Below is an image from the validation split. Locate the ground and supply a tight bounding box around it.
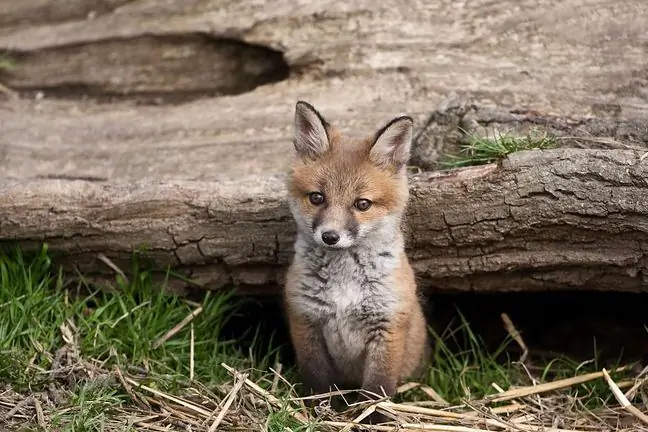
[1,245,647,431]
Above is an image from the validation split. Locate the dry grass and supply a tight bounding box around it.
[1,246,647,431]
[1,351,647,431]
[1,314,647,432]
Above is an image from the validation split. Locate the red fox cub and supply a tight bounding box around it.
[283,101,430,423]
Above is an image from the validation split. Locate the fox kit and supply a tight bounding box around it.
[283,101,430,422]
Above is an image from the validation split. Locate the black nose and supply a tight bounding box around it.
[321,230,340,245]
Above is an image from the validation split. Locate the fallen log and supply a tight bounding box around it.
[2,148,647,295]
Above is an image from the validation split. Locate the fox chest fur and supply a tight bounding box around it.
[289,238,401,378]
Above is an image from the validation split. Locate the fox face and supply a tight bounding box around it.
[287,101,413,250]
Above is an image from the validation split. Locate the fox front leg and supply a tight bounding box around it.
[289,315,336,403]
[358,326,406,424]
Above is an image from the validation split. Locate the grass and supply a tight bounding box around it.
[0,246,273,387]
[51,380,127,432]
[0,52,18,99]
[420,312,516,403]
[0,245,647,431]
[0,53,15,71]
[0,54,16,70]
[0,245,288,429]
[439,127,558,168]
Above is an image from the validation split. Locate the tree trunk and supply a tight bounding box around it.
[2,148,647,295]
[1,0,648,296]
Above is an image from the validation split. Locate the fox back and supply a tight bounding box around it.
[283,101,430,423]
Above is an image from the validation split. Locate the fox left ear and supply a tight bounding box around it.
[369,116,414,169]
[293,100,331,159]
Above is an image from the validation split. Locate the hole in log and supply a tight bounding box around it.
[221,290,648,368]
[1,34,290,104]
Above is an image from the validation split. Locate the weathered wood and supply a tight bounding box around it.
[2,148,647,295]
[3,35,289,100]
[1,0,648,183]
[410,95,648,170]
[1,0,648,296]
[2,0,646,118]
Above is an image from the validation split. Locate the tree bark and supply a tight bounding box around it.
[2,148,647,295]
[1,0,648,297]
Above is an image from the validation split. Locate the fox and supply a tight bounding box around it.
[282,101,431,424]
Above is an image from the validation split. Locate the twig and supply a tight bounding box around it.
[184,299,202,308]
[163,402,204,425]
[221,363,309,424]
[152,306,203,349]
[397,382,420,393]
[190,323,195,381]
[624,365,648,400]
[290,388,358,403]
[324,421,499,432]
[34,398,45,430]
[378,402,472,420]
[271,363,283,394]
[134,421,172,432]
[501,313,528,363]
[396,381,449,405]
[2,396,34,421]
[602,368,648,426]
[339,404,377,432]
[421,386,450,405]
[126,414,162,425]
[484,366,630,403]
[96,253,129,284]
[124,377,212,417]
[491,382,525,417]
[489,403,524,415]
[269,364,305,412]
[114,366,150,410]
[377,402,581,432]
[460,399,524,432]
[207,372,247,432]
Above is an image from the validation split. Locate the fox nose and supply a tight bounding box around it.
[321,230,340,245]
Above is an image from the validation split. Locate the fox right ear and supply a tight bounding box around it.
[293,101,330,159]
[369,115,414,170]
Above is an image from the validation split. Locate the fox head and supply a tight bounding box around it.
[286,100,413,250]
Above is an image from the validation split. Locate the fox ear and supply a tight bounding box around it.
[370,116,413,169]
[293,101,330,159]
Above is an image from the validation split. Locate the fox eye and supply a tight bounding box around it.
[354,198,372,211]
[308,192,325,205]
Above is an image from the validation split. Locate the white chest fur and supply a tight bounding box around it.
[290,241,401,376]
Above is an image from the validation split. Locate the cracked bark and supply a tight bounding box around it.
[411,93,648,170]
[2,148,647,295]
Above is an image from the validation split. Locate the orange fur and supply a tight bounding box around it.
[283,101,430,424]
[288,131,408,220]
